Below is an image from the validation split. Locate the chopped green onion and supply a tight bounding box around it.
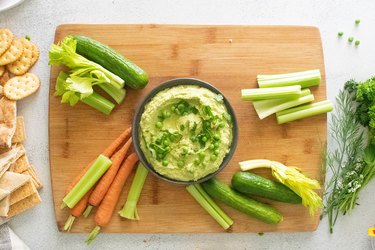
[276,100,334,124]
[257,69,321,88]
[253,89,314,119]
[348,37,354,43]
[355,19,360,25]
[338,32,344,37]
[25,35,30,40]
[186,184,233,230]
[241,86,302,101]
[62,154,112,208]
[119,163,148,220]
[355,40,360,46]
[156,121,162,128]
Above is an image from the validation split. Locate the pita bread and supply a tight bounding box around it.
[0,146,23,177]
[7,191,41,217]
[10,180,36,205]
[10,154,29,173]
[0,188,9,201]
[0,196,9,216]
[0,97,16,148]
[0,172,30,193]
[12,117,26,144]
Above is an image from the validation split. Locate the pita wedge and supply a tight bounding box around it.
[0,172,30,193]
[0,145,24,177]
[12,117,26,144]
[0,188,9,201]
[7,191,41,218]
[10,154,29,173]
[10,180,36,205]
[0,195,9,216]
[0,97,16,148]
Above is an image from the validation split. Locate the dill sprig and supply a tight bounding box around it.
[323,89,366,233]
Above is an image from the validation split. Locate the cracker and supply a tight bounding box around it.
[12,116,26,144]
[0,71,9,86]
[0,29,13,56]
[7,191,41,217]
[9,180,36,205]
[4,73,40,100]
[6,38,32,76]
[0,39,24,66]
[10,154,29,173]
[30,42,39,67]
[0,66,4,77]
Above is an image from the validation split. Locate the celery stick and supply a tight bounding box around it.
[253,89,313,119]
[98,82,126,104]
[81,92,115,115]
[119,163,148,220]
[277,100,332,116]
[257,69,321,88]
[187,184,233,229]
[257,69,319,80]
[241,85,301,101]
[62,154,112,208]
[276,100,334,124]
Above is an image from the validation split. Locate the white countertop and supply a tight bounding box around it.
[1,0,375,249]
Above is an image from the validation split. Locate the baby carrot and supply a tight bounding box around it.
[64,127,132,194]
[63,189,93,232]
[86,153,139,245]
[83,138,133,217]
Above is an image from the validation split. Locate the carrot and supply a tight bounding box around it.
[64,127,132,194]
[83,138,133,217]
[86,153,139,244]
[63,188,93,232]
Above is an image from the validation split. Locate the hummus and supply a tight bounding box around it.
[139,85,233,181]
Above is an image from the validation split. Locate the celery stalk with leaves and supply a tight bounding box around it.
[55,72,116,115]
[239,159,322,216]
[49,36,126,114]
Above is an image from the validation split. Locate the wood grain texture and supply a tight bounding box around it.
[49,24,326,233]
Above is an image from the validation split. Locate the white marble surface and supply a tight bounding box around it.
[1,0,375,249]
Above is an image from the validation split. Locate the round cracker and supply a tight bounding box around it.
[6,39,33,76]
[4,73,40,100]
[0,66,4,77]
[0,29,13,56]
[29,42,39,67]
[0,39,24,66]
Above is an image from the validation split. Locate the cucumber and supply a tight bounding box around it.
[232,172,302,204]
[201,178,282,224]
[74,35,149,89]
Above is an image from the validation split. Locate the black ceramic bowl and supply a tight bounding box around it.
[132,78,238,185]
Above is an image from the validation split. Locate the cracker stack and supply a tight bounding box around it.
[0,28,41,219]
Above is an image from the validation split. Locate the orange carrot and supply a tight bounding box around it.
[63,189,93,232]
[65,127,132,194]
[83,138,133,217]
[86,153,138,244]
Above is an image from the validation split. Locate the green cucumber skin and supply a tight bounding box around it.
[74,35,149,89]
[201,179,283,224]
[232,172,302,204]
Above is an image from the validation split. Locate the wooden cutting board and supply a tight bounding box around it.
[49,24,326,233]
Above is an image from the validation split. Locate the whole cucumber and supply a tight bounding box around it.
[74,35,149,89]
[232,172,302,204]
[201,178,283,224]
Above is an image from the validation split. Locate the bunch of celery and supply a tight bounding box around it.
[241,69,333,123]
[49,36,126,115]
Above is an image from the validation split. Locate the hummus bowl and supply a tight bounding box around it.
[132,78,238,185]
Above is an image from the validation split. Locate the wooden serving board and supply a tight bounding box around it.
[49,24,326,233]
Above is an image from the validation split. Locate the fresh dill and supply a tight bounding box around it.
[323,88,375,233]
